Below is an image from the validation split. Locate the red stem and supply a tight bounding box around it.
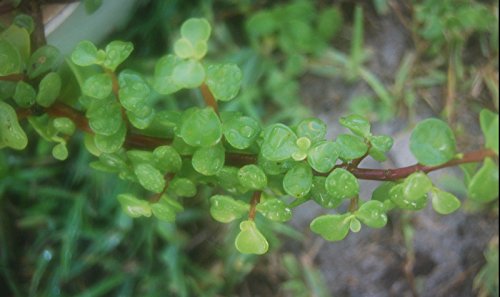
[200,83,219,115]
[248,191,262,221]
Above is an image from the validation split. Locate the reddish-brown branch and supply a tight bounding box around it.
[16,103,497,182]
[200,83,219,115]
[248,191,262,221]
[150,173,175,203]
[0,74,25,81]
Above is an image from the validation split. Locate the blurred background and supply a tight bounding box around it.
[0,0,498,296]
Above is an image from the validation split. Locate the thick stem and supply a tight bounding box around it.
[200,83,219,115]
[248,191,262,221]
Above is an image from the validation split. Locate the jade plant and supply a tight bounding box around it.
[0,16,498,256]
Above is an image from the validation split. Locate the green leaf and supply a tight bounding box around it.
[103,40,133,71]
[13,80,36,107]
[336,134,368,160]
[355,200,388,228]
[83,73,112,99]
[127,150,154,166]
[258,155,294,176]
[172,59,205,88]
[430,188,461,215]
[180,18,211,45]
[83,0,103,14]
[36,72,61,107]
[71,40,103,66]
[350,217,362,233]
[479,109,499,154]
[311,176,342,208]
[389,183,427,211]
[317,7,343,40]
[307,141,339,173]
[192,144,225,176]
[153,54,182,95]
[169,178,197,198]
[295,118,327,143]
[222,115,260,149]
[261,124,298,161]
[339,114,371,137]
[410,118,457,166]
[173,38,195,59]
[94,124,126,153]
[134,163,166,193]
[126,109,154,130]
[216,167,249,194]
[372,181,397,202]
[402,172,433,202]
[28,45,61,78]
[238,164,267,190]
[1,24,31,61]
[325,168,359,200]
[180,107,222,147]
[205,64,242,101]
[310,213,351,241]
[235,220,269,255]
[52,143,68,161]
[0,101,28,150]
[246,10,277,38]
[117,194,152,218]
[209,195,249,223]
[150,196,178,222]
[87,100,123,136]
[368,135,394,161]
[153,146,182,173]
[468,158,499,203]
[118,70,150,112]
[0,39,22,75]
[257,198,292,222]
[52,117,75,135]
[283,162,313,198]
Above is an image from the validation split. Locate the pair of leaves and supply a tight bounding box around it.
[71,40,133,71]
[117,194,183,222]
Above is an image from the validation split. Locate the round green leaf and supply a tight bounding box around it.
[410,118,457,166]
[0,101,28,150]
[310,213,351,241]
[325,168,359,200]
[205,64,242,102]
[150,196,178,222]
[479,109,499,154]
[174,38,194,59]
[118,70,150,112]
[339,114,371,137]
[350,218,362,233]
[52,143,68,161]
[261,123,298,161]
[216,167,249,194]
[169,178,197,198]
[235,220,269,255]
[71,40,102,66]
[355,200,388,228]
[336,134,368,160]
[192,144,225,176]
[180,18,211,44]
[295,118,327,143]
[153,54,182,95]
[134,163,166,193]
[13,80,36,108]
[153,146,182,173]
[87,100,123,136]
[368,135,394,161]
[283,162,313,198]
[468,158,499,203]
[172,59,205,88]
[0,39,22,75]
[209,195,249,223]
[430,188,461,215]
[103,40,133,71]
[311,176,342,208]
[28,45,61,78]
[223,115,260,149]
[238,164,267,190]
[180,107,222,147]
[389,183,427,211]
[1,24,30,61]
[371,181,397,202]
[117,193,152,218]
[52,117,75,135]
[307,141,339,173]
[94,124,126,153]
[83,73,112,99]
[36,72,61,107]
[402,172,433,202]
[256,198,292,222]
